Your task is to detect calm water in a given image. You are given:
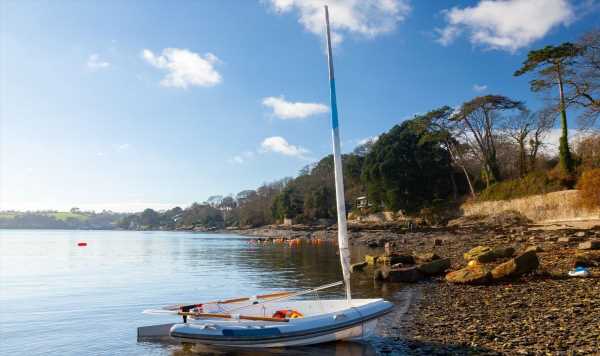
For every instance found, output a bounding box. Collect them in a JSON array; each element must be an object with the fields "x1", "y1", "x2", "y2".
[{"x1": 0, "y1": 230, "x2": 408, "y2": 355}]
